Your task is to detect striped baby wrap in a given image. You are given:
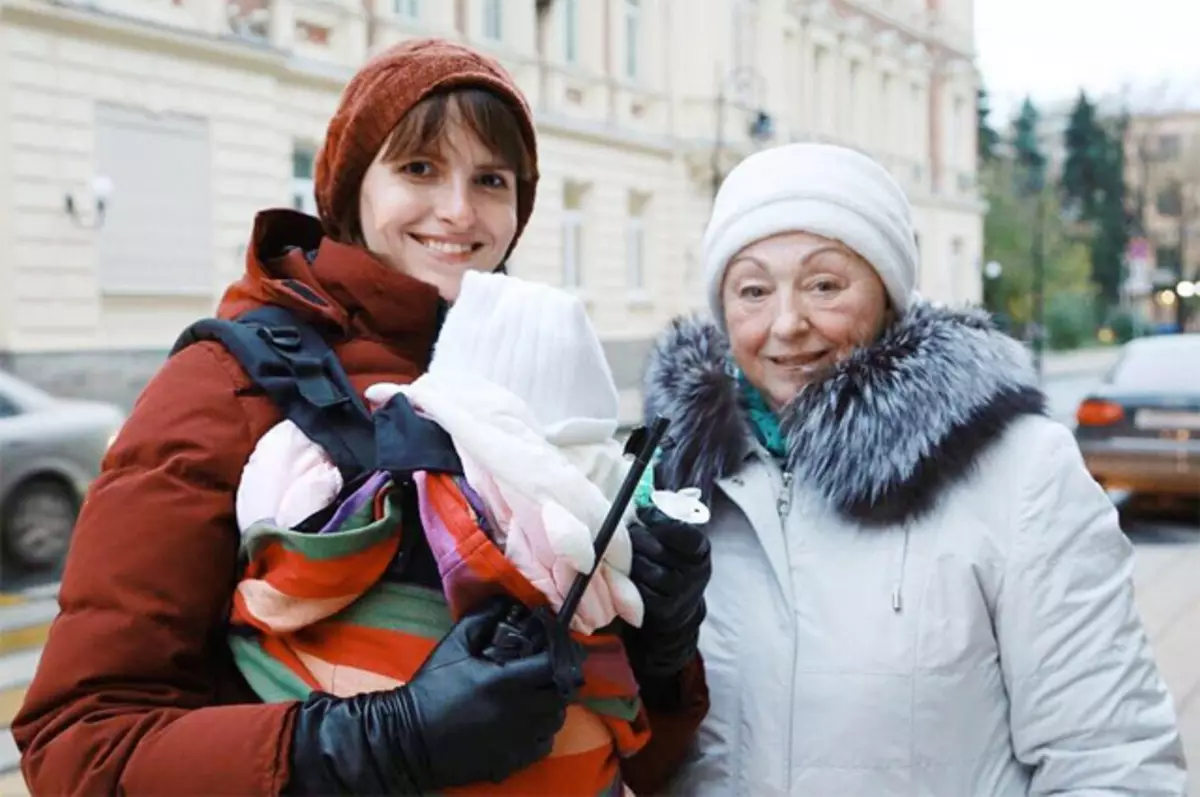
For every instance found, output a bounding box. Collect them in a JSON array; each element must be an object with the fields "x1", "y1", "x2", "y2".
[{"x1": 230, "y1": 468, "x2": 650, "y2": 795}]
